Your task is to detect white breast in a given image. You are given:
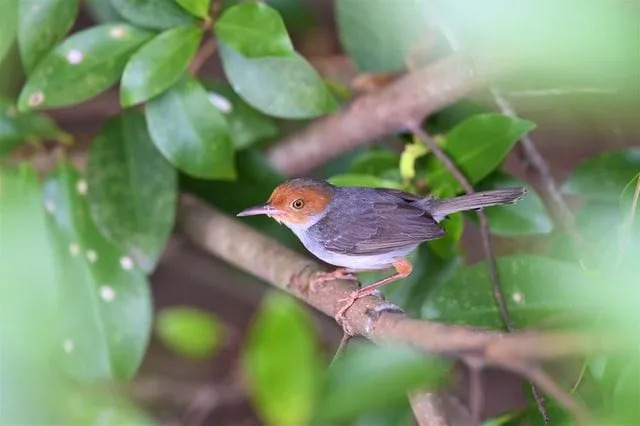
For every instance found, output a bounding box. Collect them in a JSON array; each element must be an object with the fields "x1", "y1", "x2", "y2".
[{"x1": 288, "y1": 223, "x2": 416, "y2": 270}]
